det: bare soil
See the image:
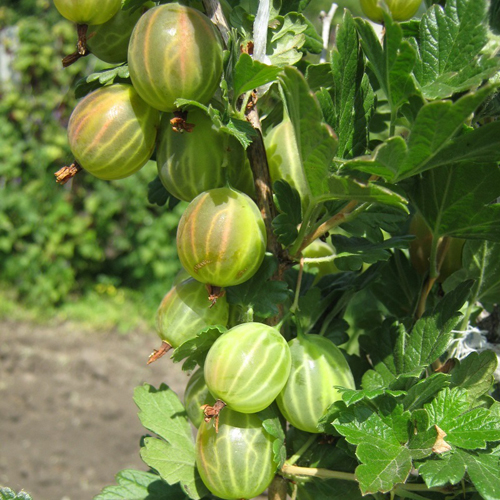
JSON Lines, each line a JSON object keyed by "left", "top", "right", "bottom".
{"left": 0, "top": 320, "right": 189, "bottom": 500}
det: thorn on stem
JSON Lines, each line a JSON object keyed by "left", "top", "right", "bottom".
{"left": 147, "top": 341, "right": 172, "bottom": 365}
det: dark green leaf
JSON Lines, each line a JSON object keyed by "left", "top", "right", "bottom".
{"left": 443, "top": 240, "right": 500, "bottom": 306}
{"left": 94, "top": 470, "right": 187, "bottom": 500}
{"left": 403, "top": 373, "right": 451, "bottom": 411}
{"left": 134, "top": 384, "right": 209, "bottom": 499}
{"left": 331, "top": 10, "right": 375, "bottom": 159}
{"left": 331, "top": 234, "right": 414, "bottom": 271}
{"left": 0, "top": 489, "right": 32, "bottom": 500}
{"left": 450, "top": 351, "right": 498, "bottom": 404}
{"left": 278, "top": 67, "right": 338, "bottom": 201}
{"left": 338, "top": 388, "right": 405, "bottom": 407}
{"left": 232, "top": 53, "right": 281, "bottom": 100}
{"left": 355, "top": 15, "right": 418, "bottom": 111}
{"left": 258, "top": 405, "right": 286, "bottom": 469}
{"left": 407, "top": 163, "right": 500, "bottom": 241}
{"left": 147, "top": 176, "right": 180, "bottom": 209}
{"left": 296, "top": 479, "right": 366, "bottom": 500}
{"left": 226, "top": 253, "right": 290, "bottom": 318}
{"left": 279, "top": 0, "right": 312, "bottom": 15}
{"left": 418, "top": 451, "right": 467, "bottom": 488}
{"left": 171, "top": 325, "right": 227, "bottom": 371}
{"left": 306, "top": 63, "right": 332, "bottom": 91}
{"left": 461, "top": 449, "right": 500, "bottom": 500}
{"left": 272, "top": 180, "right": 301, "bottom": 246}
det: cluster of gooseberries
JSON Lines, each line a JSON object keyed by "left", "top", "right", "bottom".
{"left": 52, "top": 1, "right": 435, "bottom": 498}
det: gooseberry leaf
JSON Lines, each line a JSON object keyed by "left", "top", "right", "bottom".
{"left": 450, "top": 351, "right": 498, "bottom": 404}
{"left": 258, "top": 404, "right": 286, "bottom": 469}
{"left": 425, "top": 388, "right": 500, "bottom": 449}
{"left": 0, "top": 490, "right": 32, "bottom": 500}
{"left": 417, "top": 451, "right": 467, "bottom": 488}
{"left": 407, "top": 162, "right": 500, "bottom": 241}
{"left": 278, "top": 67, "right": 338, "bottom": 200}
{"left": 443, "top": 240, "right": 500, "bottom": 306}
{"left": 296, "top": 479, "right": 366, "bottom": 500}
{"left": 147, "top": 176, "right": 180, "bottom": 209}
{"left": 354, "top": 14, "right": 418, "bottom": 112}
{"left": 403, "top": 373, "right": 451, "bottom": 411}
{"left": 331, "top": 10, "right": 375, "bottom": 159}
{"left": 232, "top": 53, "right": 281, "bottom": 102}
{"left": 271, "top": 13, "right": 323, "bottom": 55}
{"left": 333, "top": 404, "right": 413, "bottom": 494}
{"left": 459, "top": 449, "right": 500, "bottom": 500}
{"left": 279, "top": 0, "right": 312, "bottom": 15}
{"left": 330, "top": 234, "right": 414, "bottom": 271}
{"left": 171, "top": 325, "right": 227, "bottom": 371}
{"left": 134, "top": 384, "right": 209, "bottom": 500}
{"left": 94, "top": 470, "right": 187, "bottom": 500}
{"left": 74, "top": 65, "right": 130, "bottom": 99}
{"left": 272, "top": 179, "right": 301, "bottom": 246}
{"left": 414, "top": 0, "right": 500, "bottom": 99}
{"left": 226, "top": 253, "right": 289, "bottom": 318}
{"left": 344, "top": 86, "right": 493, "bottom": 182}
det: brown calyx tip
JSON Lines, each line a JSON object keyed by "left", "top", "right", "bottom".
{"left": 147, "top": 340, "right": 172, "bottom": 365}
{"left": 54, "top": 162, "right": 82, "bottom": 184}
{"left": 241, "top": 41, "right": 254, "bottom": 55}
{"left": 205, "top": 284, "right": 225, "bottom": 308}
{"left": 62, "top": 24, "right": 90, "bottom": 67}
{"left": 170, "top": 110, "right": 195, "bottom": 133}
{"left": 201, "top": 400, "right": 226, "bottom": 433}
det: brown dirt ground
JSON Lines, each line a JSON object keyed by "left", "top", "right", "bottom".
{"left": 0, "top": 320, "right": 189, "bottom": 500}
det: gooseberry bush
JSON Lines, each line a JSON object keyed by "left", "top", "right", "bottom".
{"left": 51, "top": 0, "right": 500, "bottom": 499}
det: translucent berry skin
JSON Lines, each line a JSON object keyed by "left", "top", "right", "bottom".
{"left": 204, "top": 323, "right": 291, "bottom": 413}
{"left": 176, "top": 188, "right": 267, "bottom": 287}
{"left": 276, "top": 334, "right": 355, "bottom": 433}
{"left": 127, "top": 4, "right": 223, "bottom": 112}
{"left": 67, "top": 84, "right": 159, "bottom": 180}
{"left": 360, "top": 0, "right": 422, "bottom": 23}
{"left": 184, "top": 368, "right": 215, "bottom": 428}
{"left": 196, "top": 409, "right": 277, "bottom": 500}
{"left": 156, "top": 109, "right": 254, "bottom": 202}
{"left": 87, "top": 3, "right": 154, "bottom": 64}
{"left": 156, "top": 278, "right": 229, "bottom": 349}
{"left": 53, "top": 0, "right": 121, "bottom": 25}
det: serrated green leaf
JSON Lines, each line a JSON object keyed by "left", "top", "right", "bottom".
{"left": 459, "top": 449, "right": 500, "bottom": 500}
{"left": 0, "top": 489, "right": 32, "bottom": 500}
{"left": 219, "top": 118, "right": 258, "bottom": 149}
{"left": 331, "top": 10, "right": 375, "bottom": 159}
{"left": 415, "top": 0, "right": 500, "bottom": 99}
{"left": 403, "top": 373, "right": 451, "bottom": 411}
{"left": 258, "top": 404, "right": 286, "bottom": 469}
{"left": 278, "top": 67, "right": 338, "bottom": 200}
{"left": 94, "top": 469, "right": 187, "bottom": 500}
{"left": 226, "top": 253, "right": 289, "bottom": 318}
{"left": 408, "top": 425, "right": 438, "bottom": 461}
{"left": 74, "top": 65, "right": 130, "bottom": 99}
{"left": 418, "top": 451, "right": 467, "bottom": 488}
{"left": 134, "top": 384, "right": 208, "bottom": 499}
{"left": 339, "top": 388, "right": 405, "bottom": 406}
{"left": 333, "top": 404, "right": 412, "bottom": 494}
{"left": 450, "top": 351, "right": 498, "bottom": 404}
{"left": 232, "top": 53, "right": 281, "bottom": 100}
{"left": 331, "top": 234, "right": 414, "bottom": 271}
{"left": 171, "top": 325, "right": 227, "bottom": 371}
{"left": 407, "top": 163, "right": 500, "bottom": 241}
{"left": 272, "top": 13, "right": 322, "bottom": 54}
{"left": 343, "top": 87, "right": 494, "bottom": 182}
{"left": 443, "top": 240, "right": 500, "bottom": 306}
{"left": 355, "top": 15, "right": 418, "bottom": 112}
{"left": 272, "top": 180, "right": 301, "bottom": 246}
{"left": 425, "top": 388, "right": 500, "bottom": 450}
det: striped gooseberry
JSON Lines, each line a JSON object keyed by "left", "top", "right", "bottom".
{"left": 157, "top": 109, "right": 254, "bottom": 202}
{"left": 67, "top": 84, "right": 159, "bottom": 180}
{"left": 53, "top": 0, "right": 121, "bottom": 25}
{"left": 176, "top": 187, "right": 267, "bottom": 287}
{"left": 128, "top": 4, "right": 223, "bottom": 112}
{"left": 204, "top": 323, "right": 291, "bottom": 413}
{"left": 87, "top": 3, "right": 154, "bottom": 64}
{"left": 156, "top": 278, "right": 229, "bottom": 350}
{"left": 360, "top": 0, "right": 422, "bottom": 23}
{"left": 196, "top": 408, "right": 277, "bottom": 499}
{"left": 265, "top": 118, "right": 312, "bottom": 209}
{"left": 184, "top": 368, "right": 215, "bottom": 428}
{"left": 276, "top": 333, "right": 355, "bottom": 433}
{"left": 302, "top": 240, "right": 339, "bottom": 283}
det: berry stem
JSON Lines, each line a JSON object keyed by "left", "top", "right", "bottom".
{"left": 286, "top": 434, "right": 318, "bottom": 466}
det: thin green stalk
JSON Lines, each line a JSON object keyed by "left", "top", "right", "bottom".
{"left": 286, "top": 434, "right": 318, "bottom": 466}
{"left": 289, "top": 203, "right": 322, "bottom": 257}
{"left": 290, "top": 257, "right": 305, "bottom": 314}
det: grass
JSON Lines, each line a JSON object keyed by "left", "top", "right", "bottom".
{"left": 0, "top": 283, "right": 161, "bottom": 334}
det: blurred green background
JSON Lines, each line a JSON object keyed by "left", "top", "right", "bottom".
{"left": 0, "top": 0, "right": 367, "bottom": 332}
